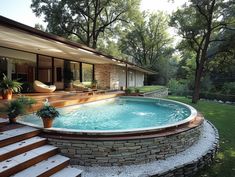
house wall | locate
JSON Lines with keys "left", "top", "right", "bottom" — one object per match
{"left": 0, "top": 47, "right": 145, "bottom": 90}
{"left": 95, "top": 64, "right": 144, "bottom": 90}
{"left": 135, "top": 71, "right": 144, "bottom": 87}
{"left": 94, "top": 64, "right": 111, "bottom": 89}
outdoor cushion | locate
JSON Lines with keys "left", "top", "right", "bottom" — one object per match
{"left": 33, "top": 80, "right": 56, "bottom": 93}
{"left": 72, "top": 80, "right": 90, "bottom": 91}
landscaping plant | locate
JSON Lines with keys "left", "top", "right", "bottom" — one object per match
{"left": 0, "top": 74, "right": 22, "bottom": 100}
{"left": 36, "top": 100, "right": 60, "bottom": 128}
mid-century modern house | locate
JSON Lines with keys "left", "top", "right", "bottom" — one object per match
{"left": 0, "top": 16, "right": 154, "bottom": 91}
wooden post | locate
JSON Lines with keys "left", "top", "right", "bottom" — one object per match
{"left": 36, "top": 54, "right": 39, "bottom": 80}
{"left": 52, "top": 57, "right": 54, "bottom": 84}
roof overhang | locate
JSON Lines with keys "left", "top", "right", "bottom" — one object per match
{"left": 0, "top": 15, "right": 156, "bottom": 74}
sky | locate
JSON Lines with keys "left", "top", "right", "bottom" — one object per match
{"left": 0, "top": 0, "right": 187, "bottom": 27}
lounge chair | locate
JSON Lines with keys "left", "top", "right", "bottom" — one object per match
{"left": 33, "top": 80, "right": 56, "bottom": 93}
{"left": 72, "top": 80, "right": 91, "bottom": 91}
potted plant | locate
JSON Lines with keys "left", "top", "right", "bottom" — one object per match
{"left": 7, "top": 96, "right": 36, "bottom": 123}
{"left": 36, "top": 100, "right": 60, "bottom": 128}
{"left": 0, "top": 74, "right": 22, "bottom": 100}
{"left": 91, "top": 80, "right": 98, "bottom": 89}
{"left": 134, "top": 88, "right": 140, "bottom": 95}
{"left": 125, "top": 88, "right": 132, "bottom": 95}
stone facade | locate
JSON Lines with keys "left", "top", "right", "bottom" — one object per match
{"left": 94, "top": 64, "right": 111, "bottom": 89}
{"left": 141, "top": 88, "right": 169, "bottom": 98}
{"left": 152, "top": 121, "right": 219, "bottom": 177}
{"left": 95, "top": 64, "right": 144, "bottom": 90}
{"left": 47, "top": 124, "right": 202, "bottom": 167}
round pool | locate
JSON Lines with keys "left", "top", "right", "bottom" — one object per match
{"left": 19, "top": 97, "right": 197, "bottom": 135}
{"left": 18, "top": 96, "right": 203, "bottom": 166}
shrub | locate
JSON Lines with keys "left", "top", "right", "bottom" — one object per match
{"left": 200, "top": 92, "right": 235, "bottom": 102}
{"left": 222, "top": 82, "right": 235, "bottom": 95}
{"left": 201, "top": 75, "right": 213, "bottom": 92}
{"left": 167, "top": 79, "right": 189, "bottom": 96}
{"left": 7, "top": 96, "right": 36, "bottom": 119}
{"left": 0, "top": 74, "right": 22, "bottom": 93}
{"left": 134, "top": 88, "right": 140, "bottom": 93}
{"left": 125, "top": 88, "right": 132, "bottom": 95}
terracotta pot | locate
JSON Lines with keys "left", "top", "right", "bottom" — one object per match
{"left": 2, "top": 89, "right": 13, "bottom": 100}
{"left": 91, "top": 84, "right": 97, "bottom": 89}
{"left": 42, "top": 118, "right": 53, "bottom": 128}
{"left": 9, "top": 117, "right": 17, "bottom": 123}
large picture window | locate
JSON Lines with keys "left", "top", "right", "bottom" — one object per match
{"left": 38, "top": 55, "right": 52, "bottom": 84}
{"left": 82, "top": 63, "right": 93, "bottom": 82}
{"left": 0, "top": 56, "right": 36, "bottom": 82}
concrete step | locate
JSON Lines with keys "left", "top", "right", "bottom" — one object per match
{"left": 0, "top": 126, "right": 41, "bottom": 147}
{"left": 0, "top": 136, "right": 47, "bottom": 161}
{"left": 0, "top": 124, "right": 24, "bottom": 132}
{"left": 0, "top": 145, "right": 58, "bottom": 176}
{"left": 51, "top": 166, "right": 82, "bottom": 177}
{"left": 12, "top": 155, "right": 69, "bottom": 177}
{"left": 0, "top": 118, "right": 8, "bottom": 126}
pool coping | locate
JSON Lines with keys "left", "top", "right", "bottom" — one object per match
{"left": 17, "top": 96, "right": 198, "bottom": 136}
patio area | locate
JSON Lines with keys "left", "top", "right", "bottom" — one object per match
{"left": 0, "top": 90, "right": 124, "bottom": 117}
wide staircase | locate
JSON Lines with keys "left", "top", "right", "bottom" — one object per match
{"left": 0, "top": 119, "right": 82, "bottom": 177}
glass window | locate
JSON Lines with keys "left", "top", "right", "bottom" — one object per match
{"left": 0, "top": 57, "right": 7, "bottom": 80}
{"left": 38, "top": 55, "right": 52, "bottom": 84}
{"left": 70, "top": 62, "right": 80, "bottom": 81}
{"left": 82, "top": 63, "right": 93, "bottom": 82}
{"left": 0, "top": 56, "right": 36, "bottom": 82}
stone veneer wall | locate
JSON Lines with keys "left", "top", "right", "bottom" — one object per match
{"left": 95, "top": 64, "right": 144, "bottom": 90}
{"left": 152, "top": 121, "right": 219, "bottom": 177}
{"left": 95, "top": 64, "right": 123, "bottom": 90}
{"left": 47, "top": 124, "right": 202, "bottom": 166}
{"left": 94, "top": 64, "right": 111, "bottom": 89}
{"left": 141, "top": 88, "right": 169, "bottom": 98}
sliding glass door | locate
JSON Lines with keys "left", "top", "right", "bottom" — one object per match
{"left": 37, "top": 55, "right": 53, "bottom": 85}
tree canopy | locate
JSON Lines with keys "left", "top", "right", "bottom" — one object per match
{"left": 170, "top": 0, "right": 235, "bottom": 103}
{"left": 31, "top": 0, "right": 140, "bottom": 48}
{"left": 120, "top": 12, "right": 173, "bottom": 69}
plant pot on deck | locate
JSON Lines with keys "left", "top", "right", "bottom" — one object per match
{"left": 42, "top": 117, "right": 54, "bottom": 128}
{"left": 36, "top": 104, "right": 60, "bottom": 128}
{"left": 9, "top": 117, "right": 17, "bottom": 123}
{"left": 2, "top": 89, "right": 13, "bottom": 100}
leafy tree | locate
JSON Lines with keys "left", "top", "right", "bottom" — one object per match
{"left": 34, "top": 23, "right": 46, "bottom": 31}
{"left": 31, "top": 0, "right": 140, "bottom": 49}
{"left": 170, "top": 0, "right": 235, "bottom": 103}
{"left": 120, "top": 12, "right": 174, "bottom": 83}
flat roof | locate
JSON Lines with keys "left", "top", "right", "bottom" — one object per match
{"left": 0, "top": 15, "right": 155, "bottom": 74}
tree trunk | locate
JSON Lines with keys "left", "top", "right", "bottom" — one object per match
{"left": 192, "top": 63, "right": 203, "bottom": 103}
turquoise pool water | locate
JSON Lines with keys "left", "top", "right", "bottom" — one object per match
{"left": 20, "top": 97, "right": 193, "bottom": 131}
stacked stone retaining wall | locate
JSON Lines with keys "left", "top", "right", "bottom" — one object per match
{"left": 153, "top": 121, "right": 219, "bottom": 177}
{"left": 141, "top": 88, "right": 168, "bottom": 98}
{"left": 47, "top": 124, "right": 202, "bottom": 166}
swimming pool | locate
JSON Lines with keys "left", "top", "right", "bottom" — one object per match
{"left": 19, "top": 97, "right": 196, "bottom": 133}
{"left": 18, "top": 96, "right": 202, "bottom": 166}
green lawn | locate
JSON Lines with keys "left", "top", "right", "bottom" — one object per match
{"left": 130, "top": 85, "right": 165, "bottom": 93}
{"left": 168, "top": 96, "right": 235, "bottom": 177}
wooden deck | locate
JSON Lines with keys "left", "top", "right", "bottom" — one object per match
{"left": 0, "top": 90, "right": 125, "bottom": 117}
